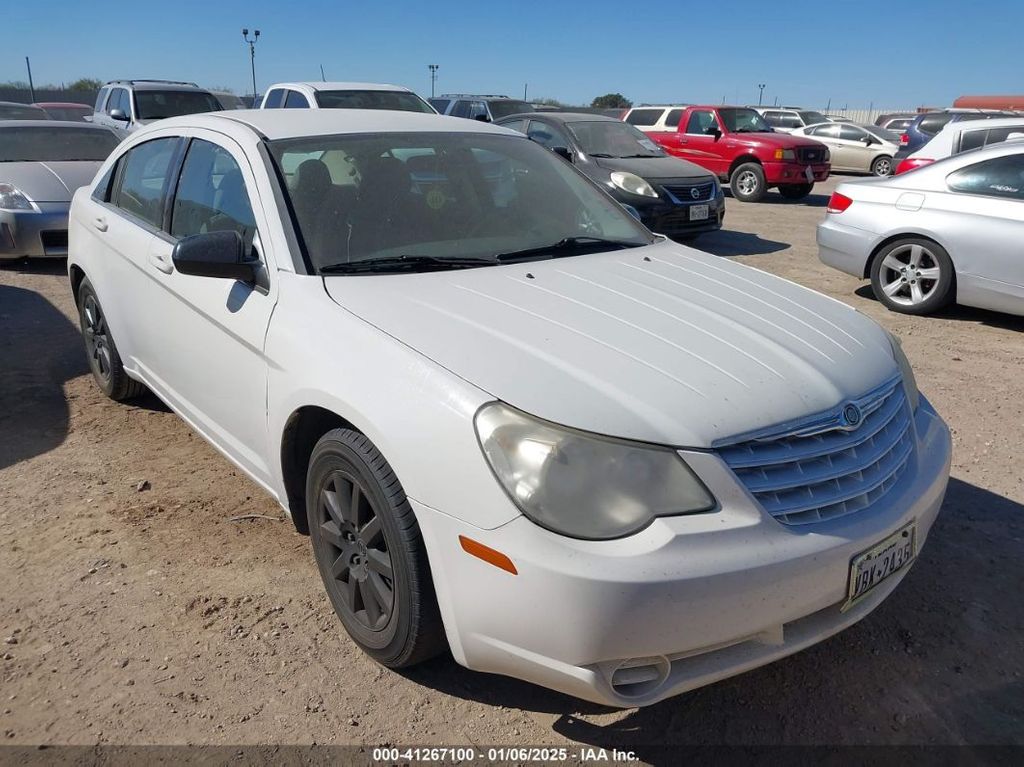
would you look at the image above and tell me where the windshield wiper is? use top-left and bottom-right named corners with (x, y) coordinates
top-left (587, 152), bottom-right (615, 158)
top-left (319, 254), bottom-right (499, 274)
top-left (494, 236), bottom-right (643, 263)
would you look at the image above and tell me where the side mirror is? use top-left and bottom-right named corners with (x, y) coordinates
top-left (109, 108), bottom-right (129, 122)
top-left (172, 231), bottom-right (258, 282)
top-left (551, 146), bottom-right (573, 162)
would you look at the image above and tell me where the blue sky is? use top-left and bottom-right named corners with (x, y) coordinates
top-left (4, 0), bottom-right (1021, 108)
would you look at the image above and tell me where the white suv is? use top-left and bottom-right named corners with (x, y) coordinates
top-left (67, 109), bottom-right (950, 708)
top-left (260, 81), bottom-right (435, 113)
top-left (622, 105), bottom-right (690, 133)
top-left (91, 80), bottom-right (222, 134)
top-left (754, 107), bottom-right (833, 134)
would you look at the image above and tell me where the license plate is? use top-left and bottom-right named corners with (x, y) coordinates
top-left (689, 204), bottom-right (709, 221)
top-left (842, 522), bottom-right (917, 612)
top-left (804, 165), bottom-right (814, 183)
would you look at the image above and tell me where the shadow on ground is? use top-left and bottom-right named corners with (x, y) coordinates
top-left (724, 190), bottom-right (831, 208)
top-left (687, 229), bottom-right (790, 258)
top-left (854, 285), bottom-right (1024, 332)
top-left (402, 478), bottom-right (1024, 752)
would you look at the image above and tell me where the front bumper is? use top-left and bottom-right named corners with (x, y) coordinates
top-left (0, 204), bottom-right (71, 259)
top-left (817, 216), bottom-right (877, 278)
top-left (629, 191), bottom-right (725, 237)
top-left (762, 161), bottom-right (830, 185)
top-left (417, 398), bottom-right (951, 707)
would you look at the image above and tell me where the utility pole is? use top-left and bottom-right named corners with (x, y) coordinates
top-left (428, 64), bottom-right (439, 98)
top-left (524, 83), bottom-right (528, 101)
top-left (25, 57), bottom-right (36, 102)
top-left (320, 64), bottom-right (326, 82)
top-left (242, 28), bottom-right (260, 104)
top-left (757, 83), bottom-right (766, 106)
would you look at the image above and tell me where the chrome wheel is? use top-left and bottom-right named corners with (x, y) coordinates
top-left (878, 243), bottom-right (942, 306)
top-left (81, 294), bottom-right (112, 383)
top-left (317, 470), bottom-right (394, 631)
top-left (735, 170), bottom-right (759, 196)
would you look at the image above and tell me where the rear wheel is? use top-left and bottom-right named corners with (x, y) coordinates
top-left (729, 162), bottom-right (766, 202)
top-left (76, 277), bottom-right (145, 401)
top-left (871, 155), bottom-right (893, 176)
top-left (870, 238), bottom-right (954, 315)
top-left (306, 429), bottom-right (445, 668)
top-left (777, 183), bottom-right (813, 200)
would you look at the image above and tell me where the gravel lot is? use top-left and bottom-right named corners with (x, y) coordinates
top-left (1, 176), bottom-right (1022, 754)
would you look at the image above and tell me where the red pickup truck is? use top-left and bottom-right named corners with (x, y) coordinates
top-left (642, 105), bottom-right (831, 202)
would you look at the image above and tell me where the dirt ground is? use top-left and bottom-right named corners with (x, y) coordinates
top-left (1, 175), bottom-right (1022, 755)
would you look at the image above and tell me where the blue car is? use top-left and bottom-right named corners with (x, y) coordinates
top-left (893, 109), bottom-right (1017, 165)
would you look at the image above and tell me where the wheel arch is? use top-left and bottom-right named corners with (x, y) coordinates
top-left (69, 263), bottom-right (87, 300)
top-left (728, 154), bottom-right (762, 177)
top-left (280, 405), bottom-right (364, 534)
top-left (865, 232), bottom-right (958, 299)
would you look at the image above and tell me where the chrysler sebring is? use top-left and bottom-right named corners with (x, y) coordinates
top-left (67, 110), bottom-right (951, 707)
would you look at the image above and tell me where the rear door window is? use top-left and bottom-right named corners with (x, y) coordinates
top-left (262, 89), bottom-right (285, 109)
top-left (112, 138), bottom-right (180, 228)
top-left (918, 113), bottom-right (954, 135)
top-left (665, 109), bottom-right (684, 128)
top-left (626, 109), bottom-right (664, 127)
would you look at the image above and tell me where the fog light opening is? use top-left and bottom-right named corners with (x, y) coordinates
top-left (609, 655), bottom-right (671, 698)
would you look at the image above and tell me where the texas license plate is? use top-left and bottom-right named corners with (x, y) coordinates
top-left (842, 522), bottom-right (917, 612)
top-left (804, 165), bottom-right (815, 183)
top-left (689, 205), bottom-right (709, 221)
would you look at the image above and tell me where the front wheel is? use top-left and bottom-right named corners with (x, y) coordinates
top-left (306, 429), bottom-right (445, 668)
top-left (729, 163), bottom-right (766, 202)
top-left (871, 155), bottom-right (893, 176)
top-left (870, 238), bottom-right (954, 315)
top-left (777, 183), bottom-right (813, 200)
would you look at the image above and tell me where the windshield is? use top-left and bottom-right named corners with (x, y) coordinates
top-left (864, 125), bottom-right (898, 143)
top-left (269, 132), bottom-right (652, 273)
top-left (314, 90), bottom-right (435, 113)
top-left (799, 111), bottom-right (829, 125)
top-left (487, 100), bottom-right (534, 119)
top-left (0, 104), bottom-right (50, 120)
top-left (0, 126), bottom-right (120, 162)
top-left (719, 108), bottom-right (771, 133)
top-left (40, 106), bottom-right (92, 122)
top-left (567, 121), bottom-right (664, 158)
top-left (134, 90), bottom-right (222, 120)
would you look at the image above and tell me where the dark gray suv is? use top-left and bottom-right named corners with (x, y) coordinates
top-left (428, 94), bottom-right (535, 122)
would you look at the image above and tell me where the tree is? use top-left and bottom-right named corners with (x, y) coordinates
top-left (534, 97), bottom-right (566, 108)
top-left (591, 93), bottom-right (632, 109)
top-left (68, 78), bottom-right (103, 91)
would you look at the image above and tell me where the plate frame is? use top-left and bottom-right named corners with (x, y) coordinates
top-left (841, 520), bottom-right (917, 613)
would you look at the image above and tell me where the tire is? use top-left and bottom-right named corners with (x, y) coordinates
top-left (729, 162), bottom-right (766, 202)
top-left (76, 277), bottom-right (146, 401)
top-left (871, 156), bottom-right (893, 177)
top-left (870, 238), bottom-right (955, 315)
top-left (306, 428), bottom-right (445, 668)
top-left (777, 183), bottom-right (814, 200)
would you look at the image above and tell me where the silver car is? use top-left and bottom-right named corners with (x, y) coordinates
top-left (793, 123), bottom-right (899, 176)
top-left (0, 121), bottom-right (121, 261)
top-left (817, 142), bottom-right (1024, 316)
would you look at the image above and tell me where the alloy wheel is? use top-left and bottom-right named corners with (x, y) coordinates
top-left (317, 471), bottom-right (395, 631)
top-left (873, 158), bottom-right (892, 176)
top-left (878, 243), bottom-right (942, 306)
top-left (736, 170), bottom-right (759, 196)
top-left (82, 294), bottom-right (112, 382)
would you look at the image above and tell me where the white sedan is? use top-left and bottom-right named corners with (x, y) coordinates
top-left (818, 142), bottom-right (1024, 316)
top-left (68, 109), bottom-right (950, 707)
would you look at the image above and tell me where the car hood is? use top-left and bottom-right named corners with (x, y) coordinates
top-left (593, 155), bottom-right (713, 181)
top-left (1, 161), bottom-right (102, 203)
top-left (729, 131), bottom-right (825, 150)
top-left (323, 240), bottom-right (897, 447)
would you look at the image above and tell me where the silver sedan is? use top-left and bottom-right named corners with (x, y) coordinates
top-left (1, 121), bottom-right (121, 261)
top-left (817, 142), bottom-right (1024, 316)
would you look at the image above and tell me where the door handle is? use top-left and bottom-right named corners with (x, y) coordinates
top-left (149, 251), bottom-right (173, 275)
top-left (92, 217), bottom-right (108, 232)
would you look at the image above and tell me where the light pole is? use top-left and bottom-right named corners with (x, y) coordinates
top-left (757, 83), bottom-right (766, 106)
top-left (242, 28), bottom-right (260, 104)
top-left (428, 64), bottom-right (439, 98)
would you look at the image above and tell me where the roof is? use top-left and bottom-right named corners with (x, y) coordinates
top-left (629, 104), bottom-right (689, 109)
top-left (106, 80), bottom-right (208, 92)
top-left (269, 81), bottom-right (413, 93)
top-left (939, 116), bottom-right (1024, 131)
top-left (0, 119), bottom-right (113, 130)
top-left (154, 109), bottom-right (521, 141)
top-left (0, 101), bottom-right (47, 109)
top-left (514, 112), bottom-right (619, 124)
top-left (33, 102), bottom-right (92, 108)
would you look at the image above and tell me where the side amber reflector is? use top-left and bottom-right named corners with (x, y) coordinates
top-left (458, 535), bottom-right (518, 575)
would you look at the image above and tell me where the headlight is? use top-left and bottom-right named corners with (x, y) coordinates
top-left (0, 184), bottom-right (36, 211)
top-left (474, 402), bottom-right (716, 540)
top-left (886, 331), bottom-right (919, 412)
top-left (609, 171), bottom-right (658, 198)
top-left (773, 148), bottom-right (796, 161)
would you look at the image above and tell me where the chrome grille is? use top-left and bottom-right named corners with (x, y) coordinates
top-left (661, 182), bottom-right (715, 203)
top-left (797, 146), bottom-right (827, 164)
top-left (717, 377), bottom-right (913, 526)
